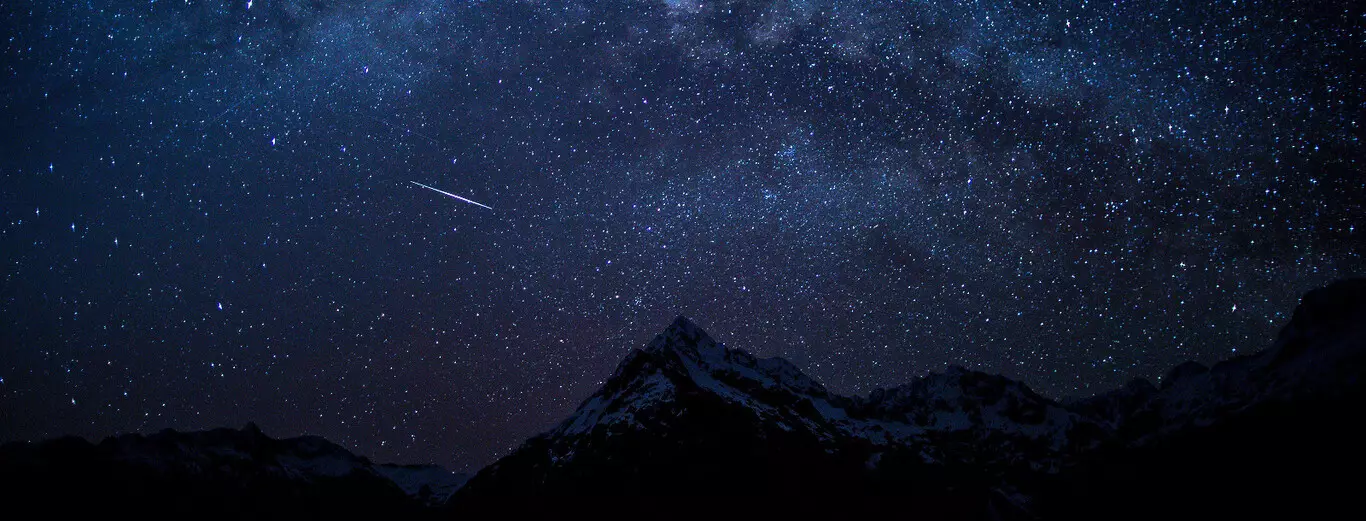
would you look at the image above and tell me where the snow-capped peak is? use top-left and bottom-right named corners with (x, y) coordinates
top-left (497, 282), bottom-right (1366, 499)
top-left (543, 316), bottom-right (1094, 466)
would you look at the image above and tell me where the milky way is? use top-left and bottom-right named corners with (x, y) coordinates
top-left (2, 1), bottom-right (1362, 470)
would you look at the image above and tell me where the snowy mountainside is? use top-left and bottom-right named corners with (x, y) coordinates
top-left (452, 279), bottom-right (1366, 518)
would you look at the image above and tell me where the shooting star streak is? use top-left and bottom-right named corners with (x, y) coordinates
top-left (409, 181), bottom-right (493, 210)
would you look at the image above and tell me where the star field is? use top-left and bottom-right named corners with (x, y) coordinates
top-left (2, 1), bottom-right (1363, 471)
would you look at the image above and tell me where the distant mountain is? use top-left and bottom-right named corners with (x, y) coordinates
top-left (450, 279), bottom-right (1366, 518)
top-left (375, 463), bottom-right (469, 506)
top-left (4, 279), bottom-right (1363, 518)
top-left (0, 422), bottom-right (464, 518)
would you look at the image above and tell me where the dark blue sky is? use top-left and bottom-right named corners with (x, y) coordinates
top-left (2, 0), bottom-right (1362, 471)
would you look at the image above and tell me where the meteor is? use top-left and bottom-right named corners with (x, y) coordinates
top-left (408, 181), bottom-right (493, 210)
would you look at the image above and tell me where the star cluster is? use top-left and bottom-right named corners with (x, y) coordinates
top-left (2, 0), bottom-right (1362, 470)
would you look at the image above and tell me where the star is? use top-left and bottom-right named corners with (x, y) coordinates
top-left (1, 0), bottom-right (1360, 472)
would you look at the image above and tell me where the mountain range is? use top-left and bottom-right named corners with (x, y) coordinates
top-left (4, 279), bottom-right (1364, 519)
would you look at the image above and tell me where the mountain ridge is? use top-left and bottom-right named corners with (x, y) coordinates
top-left (450, 278), bottom-right (1366, 517)
top-left (0, 421), bottom-right (468, 516)
top-left (3, 279), bottom-right (1363, 518)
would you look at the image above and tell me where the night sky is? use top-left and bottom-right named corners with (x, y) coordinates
top-left (2, 1), bottom-right (1362, 471)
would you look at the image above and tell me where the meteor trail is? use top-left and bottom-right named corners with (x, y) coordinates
top-left (408, 181), bottom-right (493, 210)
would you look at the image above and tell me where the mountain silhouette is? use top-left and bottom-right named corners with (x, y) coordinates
top-left (4, 279), bottom-right (1364, 519)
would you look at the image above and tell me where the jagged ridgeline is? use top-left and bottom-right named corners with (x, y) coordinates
top-left (0, 422), bottom-right (468, 517)
top-left (4, 280), bottom-right (1365, 519)
top-left (449, 279), bottom-right (1366, 518)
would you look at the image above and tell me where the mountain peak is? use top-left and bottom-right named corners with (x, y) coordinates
top-left (644, 315), bottom-right (720, 356)
top-left (664, 315), bottom-right (704, 339)
top-left (944, 364), bottom-right (971, 376)
top-left (669, 314), bottom-right (697, 330)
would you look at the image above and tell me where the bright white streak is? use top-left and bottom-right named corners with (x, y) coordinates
top-left (409, 181), bottom-right (493, 210)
